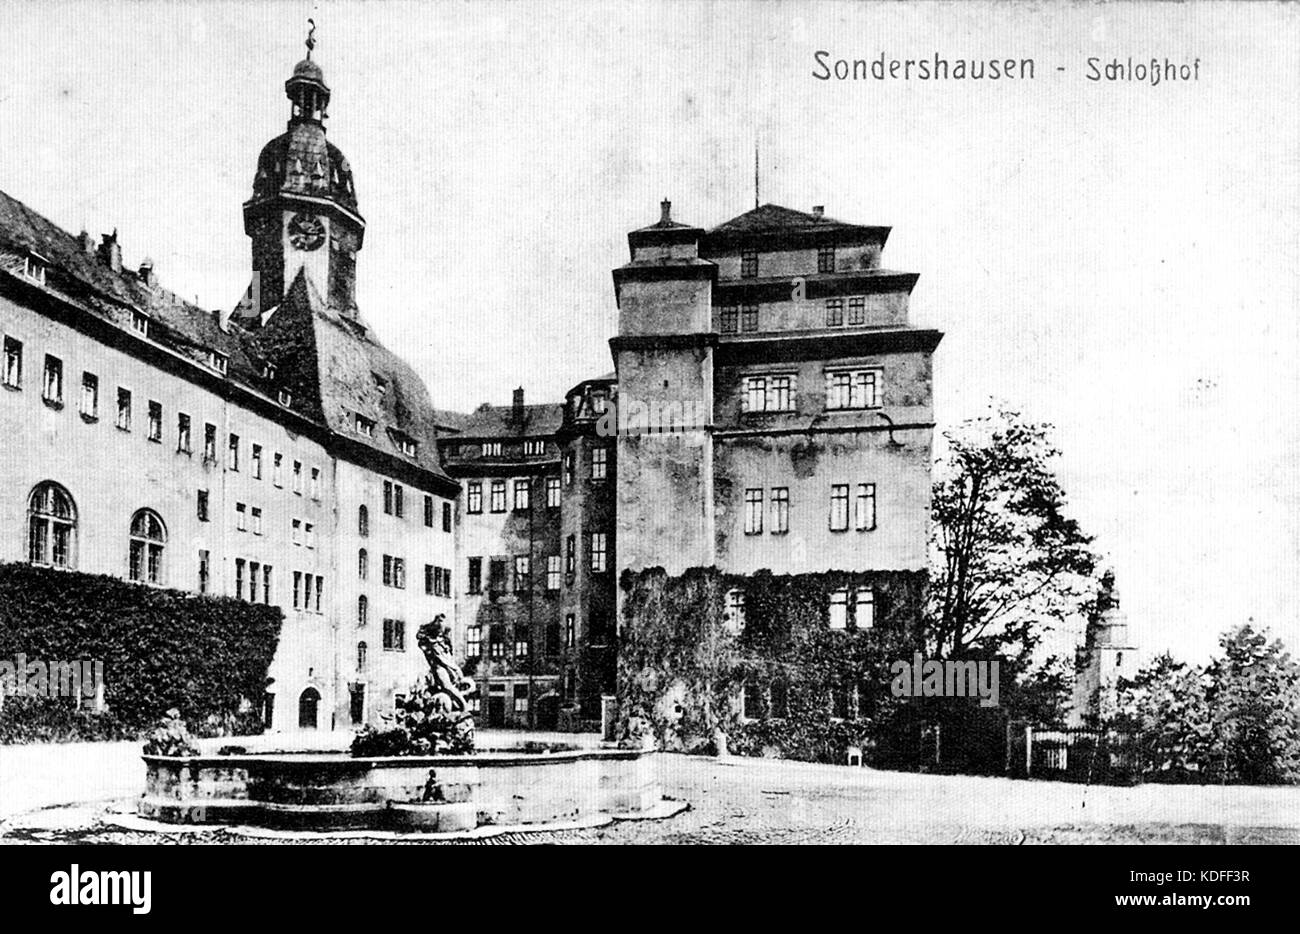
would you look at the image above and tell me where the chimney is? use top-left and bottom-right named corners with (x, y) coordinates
top-left (812, 205), bottom-right (825, 220)
top-left (660, 199), bottom-right (672, 224)
top-left (138, 257), bottom-right (155, 288)
top-left (512, 386), bottom-right (525, 422)
top-left (77, 230), bottom-right (95, 255)
top-left (97, 230), bottom-right (122, 273)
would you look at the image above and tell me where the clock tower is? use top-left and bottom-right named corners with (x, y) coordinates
top-left (240, 32), bottom-right (365, 321)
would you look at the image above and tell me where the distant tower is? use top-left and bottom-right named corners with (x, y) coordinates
top-left (1069, 571), bottom-right (1139, 726)
top-left (239, 25), bottom-right (365, 320)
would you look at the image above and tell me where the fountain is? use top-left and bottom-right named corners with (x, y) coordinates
top-left (137, 617), bottom-right (663, 833)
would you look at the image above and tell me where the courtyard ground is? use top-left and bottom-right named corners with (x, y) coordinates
top-left (3, 738), bottom-right (1299, 844)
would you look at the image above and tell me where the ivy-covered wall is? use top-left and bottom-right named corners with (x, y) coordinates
top-left (0, 563), bottom-right (282, 742)
top-left (617, 566), bottom-right (928, 764)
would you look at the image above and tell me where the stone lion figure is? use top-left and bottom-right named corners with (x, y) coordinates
top-left (417, 615), bottom-right (477, 714)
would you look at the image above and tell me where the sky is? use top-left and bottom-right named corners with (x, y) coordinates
top-left (1, 0), bottom-right (1297, 665)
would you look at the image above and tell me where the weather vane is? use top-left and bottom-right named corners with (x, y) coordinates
top-left (305, 18), bottom-right (317, 58)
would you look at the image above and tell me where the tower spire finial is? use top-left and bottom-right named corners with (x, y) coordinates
top-left (305, 18), bottom-right (317, 59)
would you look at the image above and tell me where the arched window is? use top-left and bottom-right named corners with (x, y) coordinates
top-left (129, 509), bottom-right (166, 584)
top-left (357, 595), bottom-right (368, 627)
top-left (28, 482), bottom-right (77, 568)
top-left (298, 687), bottom-right (321, 729)
top-left (358, 548), bottom-right (368, 580)
top-left (357, 641), bottom-right (368, 672)
top-left (358, 505), bottom-right (369, 538)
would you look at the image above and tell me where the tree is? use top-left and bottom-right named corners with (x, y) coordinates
top-left (928, 405), bottom-right (1097, 665)
top-left (1205, 623), bottom-right (1300, 784)
top-left (1112, 652), bottom-right (1215, 780)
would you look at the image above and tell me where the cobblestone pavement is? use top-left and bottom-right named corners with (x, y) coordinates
top-left (3, 751), bottom-right (1300, 844)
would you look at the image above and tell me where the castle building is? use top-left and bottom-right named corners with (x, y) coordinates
top-left (0, 44), bottom-right (457, 732)
top-left (1, 38), bottom-right (939, 736)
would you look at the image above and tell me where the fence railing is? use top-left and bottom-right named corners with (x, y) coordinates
top-left (1006, 724), bottom-right (1141, 784)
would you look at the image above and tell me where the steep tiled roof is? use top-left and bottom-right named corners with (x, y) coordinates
top-left (451, 402), bottom-right (565, 440)
top-left (256, 271), bottom-right (452, 481)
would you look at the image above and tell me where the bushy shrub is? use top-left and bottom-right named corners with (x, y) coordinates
top-left (141, 708), bottom-right (199, 756)
top-left (0, 562), bottom-right (281, 743)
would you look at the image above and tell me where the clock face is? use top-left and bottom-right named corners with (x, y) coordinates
top-left (287, 212), bottom-right (326, 251)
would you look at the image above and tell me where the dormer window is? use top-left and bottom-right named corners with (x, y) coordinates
top-left (208, 351), bottom-right (228, 375)
top-left (482, 442), bottom-right (503, 457)
top-left (22, 253), bottom-right (47, 285)
top-left (524, 440), bottom-right (545, 456)
top-left (278, 389), bottom-right (293, 407)
top-left (355, 414), bottom-right (375, 438)
top-left (396, 436), bottom-right (418, 458)
top-left (263, 362), bottom-right (277, 381)
top-left (131, 311), bottom-right (149, 337)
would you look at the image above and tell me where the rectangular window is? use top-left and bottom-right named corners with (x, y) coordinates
top-left (42, 355), bottom-right (63, 404)
top-left (394, 483), bottom-right (404, 517)
top-left (741, 305), bottom-right (759, 332)
top-left (546, 477), bottom-right (561, 508)
top-left (546, 555), bottom-right (561, 591)
top-left (393, 557), bottom-right (406, 589)
top-left (263, 565), bottom-right (272, 605)
top-left (514, 555), bottom-right (531, 593)
top-left (248, 562), bottom-right (260, 603)
top-left (818, 245), bottom-right (836, 273)
top-left (251, 506), bottom-right (262, 535)
top-left (565, 535), bottom-right (576, 577)
top-left (425, 564), bottom-right (435, 595)
top-left (424, 494), bottom-right (435, 527)
top-left (176, 413), bottom-right (191, 452)
top-left (304, 523), bottom-right (314, 548)
top-left (720, 306), bottom-right (738, 333)
top-left (825, 298), bottom-right (844, 327)
top-left (742, 681), bottom-right (767, 720)
top-left (310, 466), bottom-right (320, 500)
top-left (563, 452), bottom-right (574, 486)
top-left (466, 480), bottom-right (482, 514)
top-left (741, 373), bottom-right (797, 414)
top-left (272, 452), bottom-right (283, 486)
top-left (524, 440), bottom-right (545, 456)
top-left (482, 442), bottom-right (502, 457)
top-left (742, 376), bottom-right (767, 413)
top-left (855, 483), bottom-right (877, 531)
top-left (209, 351), bottom-right (228, 375)
top-left (768, 374), bottom-right (793, 411)
top-left (383, 619), bottom-right (406, 652)
top-left (235, 559), bottom-right (245, 601)
top-left (147, 401), bottom-right (162, 442)
top-left (853, 588), bottom-right (875, 630)
top-left (590, 533), bottom-right (607, 573)
top-left (116, 388), bottom-right (132, 431)
top-left (203, 423), bottom-right (216, 460)
top-left (488, 558), bottom-right (506, 596)
top-left (292, 518), bottom-right (302, 545)
top-left (770, 487), bottom-right (789, 534)
top-left (251, 444), bottom-right (263, 479)
top-left (198, 550), bottom-right (210, 595)
top-left (236, 502), bottom-right (247, 531)
top-left (292, 460), bottom-right (302, 494)
top-left (740, 250), bottom-right (758, 278)
top-left (442, 501), bottom-right (452, 532)
top-left (830, 484), bottom-right (850, 531)
top-left (292, 571), bottom-right (302, 610)
top-left (848, 296), bottom-right (866, 325)
top-left (513, 632), bottom-right (530, 664)
top-left (355, 415), bottom-right (374, 437)
top-left (2, 336), bottom-right (21, 388)
top-left (725, 589), bottom-right (746, 631)
top-left (744, 488), bottom-right (763, 535)
top-left (564, 614), bottom-right (576, 649)
top-left (466, 626), bottom-right (482, 659)
top-left (825, 368), bottom-right (882, 410)
top-left (591, 447), bottom-right (608, 481)
top-left (314, 575), bottom-right (323, 613)
top-left (228, 433), bottom-right (240, 471)
top-left (513, 478), bottom-right (530, 511)
top-left (828, 588), bottom-right (849, 630)
top-left (196, 489), bottom-right (209, 522)
top-left (490, 479), bottom-right (507, 513)
top-left (467, 556), bottom-right (482, 595)
top-left (78, 373), bottom-right (98, 419)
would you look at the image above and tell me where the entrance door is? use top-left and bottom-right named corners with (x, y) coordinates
top-left (349, 684), bottom-right (365, 725)
top-left (487, 683), bottom-right (506, 727)
top-left (298, 687), bottom-right (321, 729)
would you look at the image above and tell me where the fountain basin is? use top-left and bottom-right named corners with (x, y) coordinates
top-left (138, 747), bottom-right (662, 831)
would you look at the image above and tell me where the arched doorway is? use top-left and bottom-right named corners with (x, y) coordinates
top-left (298, 687), bottom-right (321, 729)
